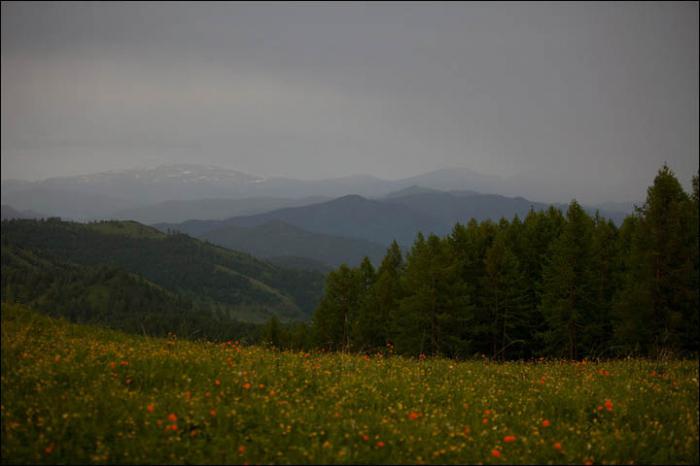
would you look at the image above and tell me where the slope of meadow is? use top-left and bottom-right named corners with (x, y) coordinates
top-left (1, 304), bottom-right (698, 465)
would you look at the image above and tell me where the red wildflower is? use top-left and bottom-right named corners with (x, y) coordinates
top-left (376, 441), bottom-right (385, 448)
top-left (491, 449), bottom-right (501, 458)
top-left (503, 435), bottom-right (517, 443)
top-left (604, 399), bottom-right (613, 412)
top-left (542, 419), bottom-right (551, 427)
top-left (167, 413), bottom-right (177, 422)
top-left (146, 403), bottom-right (155, 413)
top-left (408, 411), bottom-right (421, 420)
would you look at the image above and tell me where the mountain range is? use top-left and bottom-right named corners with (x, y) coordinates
top-left (1, 163), bottom-right (637, 222)
top-left (156, 186), bottom-right (628, 268)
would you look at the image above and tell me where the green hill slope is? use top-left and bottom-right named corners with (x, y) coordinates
top-left (0, 244), bottom-right (260, 340)
top-left (0, 219), bottom-right (324, 322)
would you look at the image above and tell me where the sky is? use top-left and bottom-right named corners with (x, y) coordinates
top-left (1, 1), bottom-right (698, 204)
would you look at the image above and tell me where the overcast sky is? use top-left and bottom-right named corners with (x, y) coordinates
top-left (2, 1), bottom-right (698, 203)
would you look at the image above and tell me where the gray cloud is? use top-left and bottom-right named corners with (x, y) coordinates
top-left (2, 1), bottom-right (698, 203)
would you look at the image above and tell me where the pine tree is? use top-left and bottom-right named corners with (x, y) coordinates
top-left (540, 201), bottom-right (595, 359)
top-left (481, 230), bottom-right (529, 359)
top-left (312, 265), bottom-right (362, 351)
top-left (357, 242), bottom-right (404, 352)
top-left (614, 165), bottom-right (695, 355)
top-left (398, 233), bottom-right (471, 357)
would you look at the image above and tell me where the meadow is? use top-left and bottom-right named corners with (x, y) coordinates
top-left (2, 304), bottom-right (698, 465)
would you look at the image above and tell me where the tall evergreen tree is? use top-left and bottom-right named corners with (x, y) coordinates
top-left (540, 201), bottom-right (595, 359)
top-left (614, 165), bottom-right (695, 355)
top-left (312, 264), bottom-right (361, 351)
top-left (481, 230), bottom-right (529, 359)
top-left (358, 242), bottom-right (404, 351)
top-left (397, 233), bottom-right (470, 356)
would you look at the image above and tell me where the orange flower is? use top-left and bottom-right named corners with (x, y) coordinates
top-left (491, 449), bottom-right (501, 458)
top-left (258, 384), bottom-right (265, 389)
top-left (503, 435), bottom-right (517, 443)
top-left (238, 446), bottom-right (246, 454)
top-left (553, 442), bottom-right (562, 451)
top-left (214, 379), bottom-right (221, 386)
top-left (167, 424), bottom-right (178, 431)
top-left (361, 434), bottom-right (369, 442)
top-left (167, 413), bottom-right (177, 422)
top-left (542, 419), bottom-right (551, 427)
top-left (482, 418), bottom-right (489, 425)
top-left (120, 360), bottom-right (129, 366)
top-left (483, 409), bottom-right (492, 416)
top-left (463, 426), bottom-right (471, 436)
top-left (376, 441), bottom-right (385, 448)
top-left (242, 382), bottom-right (252, 390)
top-left (210, 408), bottom-right (217, 417)
top-left (109, 362), bottom-right (116, 369)
top-left (604, 399), bottom-right (613, 412)
top-left (44, 443), bottom-right (55, 455)
top-left (596, 405), bottom-right (603, 411)
top-left (408, 411), bottom-right (421, 420)
top-left (146, 403), bottom-right (155, 413)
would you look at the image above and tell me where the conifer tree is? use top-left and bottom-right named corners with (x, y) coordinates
top-left (614, 165), bottom-right (694, 355)
top-left (540, 201), bottom-right (595, 359)
top-left (312, 264), bottom-right (361, 351)
top-left (481, 230), bottom-right (529, 359)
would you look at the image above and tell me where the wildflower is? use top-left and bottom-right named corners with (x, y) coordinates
top-left (542, 419), bottom-right (551, 427)
top-left (491, 449), bottom-right (501, 458)
top-left (504, 435), bottom-right (517, 443)
top-left (168, 413), bottom-right (177, 422)
top-left (54, 355), bottom-right (61, 363)
top-left (484, 409), bottom-right (492, 416)
top-left (214, 379), bottom-right (221, 386)
top-left (146, 403), bottom-right (155, 413)
top-left (553, 442), bottom-right (562, 451)
top-left (604, 399), bottom-right (613, 412)
top-left (408, 411), bottom-right (421, 420)
top-left (119, 360), bottom-right (129, 366)
top-left (376, 441), bottom-right (385, 448)
top-left (45, 443), bottom-right (55, 455)
top-left (210, 408), bottom-right (217, 417)
top-left (242, 382), bottom-right (252, 390)
top-left (482, 418), bottom-right (489, 425)
top-left (238, 446), bottom-right (246, 454)
top-left (258, 383), bottom-right (265, 389)
top-left (361, 434), bottom-right (369, 441)
top-left (167, 424), bottom-right (178, 431)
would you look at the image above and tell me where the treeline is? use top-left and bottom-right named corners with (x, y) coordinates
top-left (264, 166), bottom-right (698, 359)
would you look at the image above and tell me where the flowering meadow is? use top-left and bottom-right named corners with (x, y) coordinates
top-left (2, 304), bottom-right (698, 464)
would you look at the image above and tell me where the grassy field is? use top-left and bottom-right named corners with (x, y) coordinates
top-left (2, 304), bottom-right (698, 464)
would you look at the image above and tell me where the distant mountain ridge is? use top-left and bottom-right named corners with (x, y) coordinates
top-left (199, 220), bottom-right (388, 268)
top-left (2, 163), bottom-right (636, 222)
top-left (160, 187), bottom-right (631, 261)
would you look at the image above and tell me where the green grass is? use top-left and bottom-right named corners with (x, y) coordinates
top-left (2, 304), bottom-right (698, 464)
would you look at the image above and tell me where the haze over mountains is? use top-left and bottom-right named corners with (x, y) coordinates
top-left (1, 163), bottom-right (636, 270)
top-left (1, 163), bottom-right (636, 222)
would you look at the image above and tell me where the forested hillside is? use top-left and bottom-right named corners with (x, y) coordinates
top-left (1, 245), bottom-right (259, 340)
top-left (308, 166), bottom-right (699, 359)
top-left (0, 219), bottom-right (325, 323)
